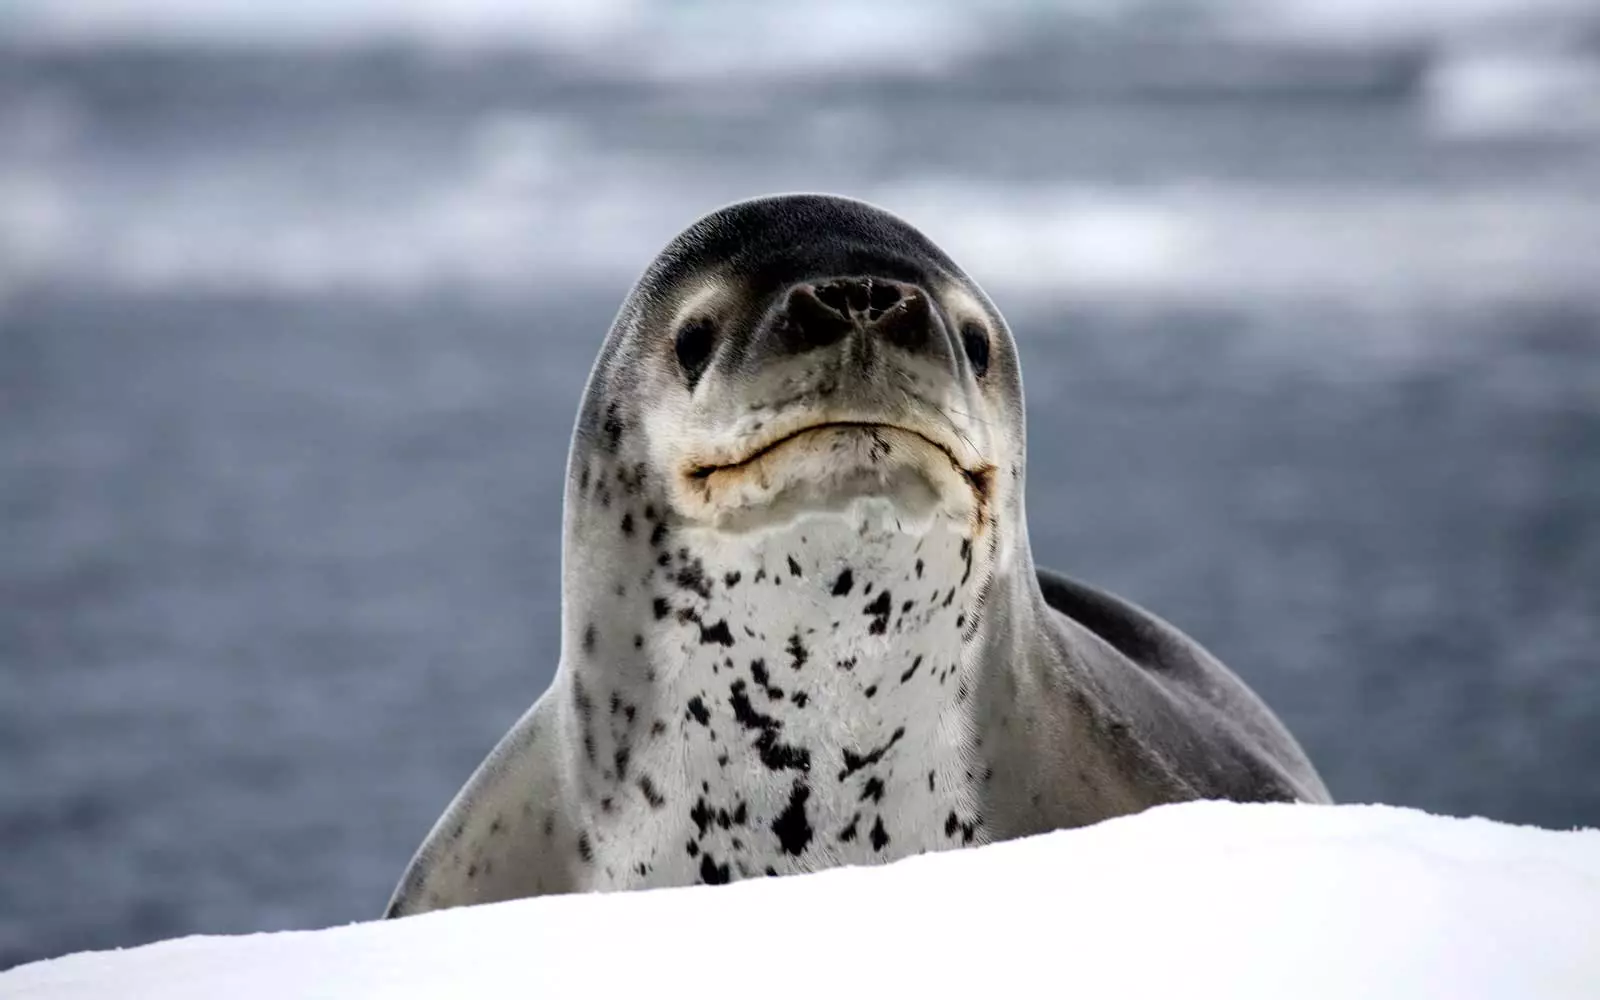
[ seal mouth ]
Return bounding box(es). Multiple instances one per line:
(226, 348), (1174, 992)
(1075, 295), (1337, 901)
(687, 421), (992, 497)
(677, 420), (995, 532)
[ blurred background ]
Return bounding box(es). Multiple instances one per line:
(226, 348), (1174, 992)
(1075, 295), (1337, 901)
(3, 0), (1599, 970)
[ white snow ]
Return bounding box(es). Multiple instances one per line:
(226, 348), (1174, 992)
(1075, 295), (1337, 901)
(5, 801), (1598, 999)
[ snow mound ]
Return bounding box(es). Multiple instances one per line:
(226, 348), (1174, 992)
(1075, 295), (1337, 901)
(5, 801), (1599, 999)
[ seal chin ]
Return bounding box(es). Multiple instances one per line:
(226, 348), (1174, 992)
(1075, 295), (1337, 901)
(673, 422), (993, 534)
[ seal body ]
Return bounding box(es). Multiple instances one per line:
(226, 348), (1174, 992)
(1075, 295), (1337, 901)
(386, 194), (1329, 916)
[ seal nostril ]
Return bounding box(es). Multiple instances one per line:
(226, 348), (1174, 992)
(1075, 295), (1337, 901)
(874, 292), (930, 352)
(961, 321), (990, 377)
(867, 281), (903, 317)
(814, 283), (850, 315)
(675, 317), (717, 388)
(781, 286), (854, 354)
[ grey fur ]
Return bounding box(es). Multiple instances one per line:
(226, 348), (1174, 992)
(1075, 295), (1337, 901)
(385, 193), (1329, 918)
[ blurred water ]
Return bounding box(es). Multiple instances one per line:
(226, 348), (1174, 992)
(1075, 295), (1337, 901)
(2, 27), (1599, 970)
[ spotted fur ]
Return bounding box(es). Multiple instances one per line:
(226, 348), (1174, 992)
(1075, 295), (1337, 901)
(385, 194), (1329, 919)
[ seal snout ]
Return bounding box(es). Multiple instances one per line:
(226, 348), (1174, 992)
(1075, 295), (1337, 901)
(770, 277), (936, 360)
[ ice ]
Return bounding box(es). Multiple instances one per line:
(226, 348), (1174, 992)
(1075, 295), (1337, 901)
(5, 800), (1598, 999)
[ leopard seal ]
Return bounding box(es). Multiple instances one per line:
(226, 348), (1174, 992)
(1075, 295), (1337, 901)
(385, 193), (1330, 917)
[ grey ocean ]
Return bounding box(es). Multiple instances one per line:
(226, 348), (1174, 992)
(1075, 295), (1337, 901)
(2, 36), (1598, 968)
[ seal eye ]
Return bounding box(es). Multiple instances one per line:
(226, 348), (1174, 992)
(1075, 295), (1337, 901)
(960, 321), (990, 378)
(675, 318), (716, 387)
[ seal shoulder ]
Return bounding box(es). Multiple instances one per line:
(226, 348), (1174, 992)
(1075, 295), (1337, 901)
(1033, 566), (1332, 806)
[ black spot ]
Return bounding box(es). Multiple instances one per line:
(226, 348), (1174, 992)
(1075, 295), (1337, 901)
(928, 770), (936, 792)
(724, 571), (741, 588)
(686, 696), (710, 726)
(686, 840), (699, 857)
(652, 597), (670, 620)
(729, 680), (811, 772)
(860, 776), (885, 803)
(600, 797), (613, 813)
(673, 557), (711, 600)
(613, 746), (631, 780)
(765, 867), (778, 877)
(869, 816), (890, 852)
(900, 655), (923, 684)
(649, 522), (669, 548)
(955, 613), (966, 631)
(771, 783), (814, 856)
(650, 719), (667, 737)
(787, 555), (803, 578)
(750, 658), (779, 698)
(542, 813), (555, 838)
(831, 568), (854, 596)
(609, 692), (621, 716)
(700, 620), (735, 647)
(838, 813), (861, 843)
(960, 538), (973, 584)
(716, 807), (732, 830)
(633, 634), (643, 649)
(691, 797), (713, 838)
(942, 588), (956, 608)
(577, 833), (594, 863)
(620, 512), (634, 536)
(467, 862), (478, 879)
(836, 657), (856, 672)
(754, 568), (767, 584)
(602, 402), (625, 452)
(699, 853), (731, 885)
(839, 726), (905, 780)
(864, 684), (878, 698)
(786, 632), (809, 670)
(579, 466), (591, 492)
(915, 558), (924, 579)
(791, 691), (809, 708)
(733, 801), (748, 825)
(864, 591), (892, 635)
(943, 811), (980, 843)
